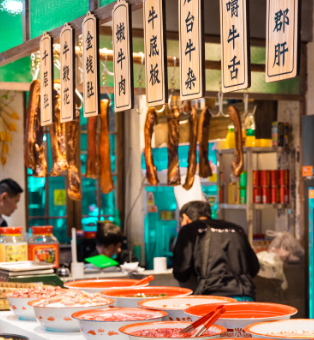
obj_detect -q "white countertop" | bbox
[0,311,86,340]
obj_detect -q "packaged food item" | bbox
[228,175,238,204]
[253,187,262,203]
[270,170,279,186]
[280,186,289,204]
[260,170,270,187]
[28,226,59,268]
[279,170,289,186]
[240,188,247,204]
[0,227,27,262]
[239,171,247,188]
[272,122,284,147]
[262,187,271,204]
[271,187,280,204]
[245,114,256,147]
[252,170,260,186]
[225,125,236,149]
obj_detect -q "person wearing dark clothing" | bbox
[0,179,23,227]
[89,221,137,265]
[173,201,260,300]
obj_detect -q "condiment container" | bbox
[28,226,59,268]
[0,227,27,262]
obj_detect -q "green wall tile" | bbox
[0,0,24,53]
[30,0,89,39]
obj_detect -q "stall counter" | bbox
[0,311,86,340]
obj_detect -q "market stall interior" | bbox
[0,0,312,338]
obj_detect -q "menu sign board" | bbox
[60,23,75,122]
[266,0,300,83]
[112,0,134,112]
[179,0,205,101]
[40,32,54,126]
[82,11,100,117]
[220,0,251,92]
[143,0,168,107]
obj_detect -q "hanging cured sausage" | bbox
[51,80,68,176]
[86,116,99,179]
[24,79,47,177]
[183,106,198,190]
[66,109,81,201]
[228,105,243,177]
[167,107,181,186]
[198,107,212,178]
[99,99,114,194]
[144,108,159,185]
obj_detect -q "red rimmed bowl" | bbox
[138,296,237,321]
[244,319,314,339]
[28,297,114,332]
[119,320,227,339]
[101,287,193,308]
[184,303,298,338]
[64,279,149,294]
[72,307,168,340]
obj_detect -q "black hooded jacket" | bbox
[173,219,260,299]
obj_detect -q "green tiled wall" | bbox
[30,0,89,38]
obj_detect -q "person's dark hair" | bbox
[0,179,23,198]
[96,221,122,247]
[180,201,212,222]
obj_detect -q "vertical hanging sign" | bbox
[143,0,168,107]
[220,0,251,93]
[40,32,54,126]
[60,23,75,122]
[179,0,205,101]
[113,0,134,112]
[266,0,300,83]
[82,11,100,117]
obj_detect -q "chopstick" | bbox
[179,305,224,334]
[132,275,154,286]
[193,305,226,337]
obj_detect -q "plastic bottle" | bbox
[228,175,238,204]
[245,113,256,147]
[225,125,236,149]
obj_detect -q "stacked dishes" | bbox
[101,287,193,307]
[184,303,298,338]
[138,296,237,321]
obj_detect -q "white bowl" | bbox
[139,296,237,321]
[28,298,114,332]
[64,279,149,294]
[72,307,168,340]
[4,295,37,320]
[185,303,298,338]
[119,320,227,340]
[244,319,314,339]
[101,287,193,308]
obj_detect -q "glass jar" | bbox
[28,226,59,268]
[0,227,28,262]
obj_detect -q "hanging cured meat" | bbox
[198,107,212,178]
[144,108,159,185]
[228,105,243,177]
[24,79,47,177]
[50,80,68,176]
[167,107,181,186]
[86,116,99,179]
[99,99,114,194]
[183,106,198,190]
[67,109,81,201]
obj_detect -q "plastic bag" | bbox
[266,231,304,263]
[257,251,288,290]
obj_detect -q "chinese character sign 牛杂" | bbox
[82,12,100,117]
[60,23,75,123]
[179,0,205,101]
[220,0,250,93]
[144,0,168,107]
[266,0,300,82]
[40,32,54,126]
[113,0,134,112]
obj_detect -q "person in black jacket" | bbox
[173,201,260,300]
[0,179,23,227]
[89,221,137,264]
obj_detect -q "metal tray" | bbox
[0,261,54,272]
